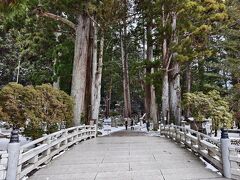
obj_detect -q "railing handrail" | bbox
[20,125,86,151]
[160,124,222,172]
[15,124,96,179]
[227,129,240,134]
[168,124,220,144]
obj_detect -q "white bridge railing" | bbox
[229,144,240,179]
[5,125,96,180]
[160,124,240,179]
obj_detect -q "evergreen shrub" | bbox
[0,83,74,139]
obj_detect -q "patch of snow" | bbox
[0,135,30,150]
[21,176,28,180]
[146,131,161,137]
[199,156,220,174]
[193,145,198,149]
[135,124,161,137]
[213,155,220,161]
[52,150,66,160]
[98,126,125,136]
[188,117,194,121]
[201,149,208,154]
[36,164,47,170]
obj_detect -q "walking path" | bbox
[29,130,227,180]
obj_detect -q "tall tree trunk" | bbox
[142,19,150,119]
[150,79,158,128]
[185,62,192,117]
[162,71,170,124]
[16,59,21,83]
[186,62,191,93]
[161,5,170,124]
[53,58,60,89]
[92,36,104,126]
[91,21,98,117]
[169,62,181,125]
[143,27,151,120]
[105,79,112,118]
[147,20,158,128]
[121,30,131,118]
[121,0,131,119]
[71,13,90,126]
[169,12,181,125]
[198,60,205,91]
[53,77,60,89]
[84,20,94,125]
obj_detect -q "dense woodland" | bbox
[0,0,240,135]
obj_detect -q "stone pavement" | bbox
[29,131,227,180]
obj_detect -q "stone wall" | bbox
[0,151,8,180]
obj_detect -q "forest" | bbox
[0,0,240,137]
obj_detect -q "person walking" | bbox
[131,119,134,130]
[125,120,128,130]
[146,121,150,132]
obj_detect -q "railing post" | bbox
[221,128,231,179]
[6,129,20,180]
[175,128,180,142]
[197,133,201,151]
[94,124,97,138]
[184,127,187,144]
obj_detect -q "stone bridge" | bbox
[1,125,240,180]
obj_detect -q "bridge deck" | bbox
[29,131,227,180]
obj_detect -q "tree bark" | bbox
[53,77,60,89]
[143,26,151,120]
[71,14,90,126]
[121,27,131,118]
[92,35,104,125]
[53,58,60,89]
[16,59,21,83]
[169,12,181,125]
[162,71,170,124]
[169,62,181,125]
[150,78,158,128]
[84,20,94,125]
[105,80,112,118]
[121,0,131,119]
[146,20,158,128]
[91,21,98,114]
[161,5,170,124]
[185,62,192,117]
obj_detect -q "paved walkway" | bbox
[29,131,227,180]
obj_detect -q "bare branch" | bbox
[40,12,76,31]
[86,11,102,30]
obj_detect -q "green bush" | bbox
[23,126,45,140]
[0,83,74,139]
[183,90,233,135]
